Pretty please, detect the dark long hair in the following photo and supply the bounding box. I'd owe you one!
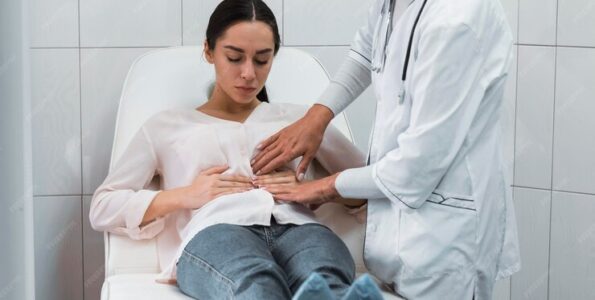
[206,0,281,103]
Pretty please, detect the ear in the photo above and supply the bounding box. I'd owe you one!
[204,40,214,64]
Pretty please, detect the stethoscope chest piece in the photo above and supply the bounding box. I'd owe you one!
[398,87,406,105]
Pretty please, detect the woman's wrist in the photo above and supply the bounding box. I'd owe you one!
[141,188,186,226]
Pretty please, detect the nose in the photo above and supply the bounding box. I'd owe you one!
[240,61,256,81]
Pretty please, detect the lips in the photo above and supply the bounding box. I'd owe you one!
[236,86,257,93]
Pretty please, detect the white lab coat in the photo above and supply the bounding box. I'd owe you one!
[349,0,521,298]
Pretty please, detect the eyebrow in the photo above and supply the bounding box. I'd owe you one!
[223,45,273,55]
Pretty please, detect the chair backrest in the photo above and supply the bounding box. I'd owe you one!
[105,46,363,277]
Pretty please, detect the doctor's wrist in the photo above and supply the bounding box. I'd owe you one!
[307,104,334,128]
[321,172,341,202]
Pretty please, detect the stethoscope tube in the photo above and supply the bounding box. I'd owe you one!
[402,0,429,81]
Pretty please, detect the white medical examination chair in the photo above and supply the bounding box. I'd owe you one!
[101,46,401,300]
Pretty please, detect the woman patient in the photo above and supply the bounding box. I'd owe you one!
[90,1,383,299]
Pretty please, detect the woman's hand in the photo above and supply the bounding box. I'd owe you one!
[142,166,253,226]
[181,165,254,209]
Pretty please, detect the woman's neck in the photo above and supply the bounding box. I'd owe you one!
[198,85,261,122]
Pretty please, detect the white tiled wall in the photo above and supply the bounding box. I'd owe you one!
[80,48,159,194]
[514,46,555,189]
[33,196,83,300]
[28,0,595,299]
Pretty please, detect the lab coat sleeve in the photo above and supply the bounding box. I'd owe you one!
[89,126,165,240]
[316,1,379,115]
[372,24,486,209]
[335,165,386,199]
[348,0,380,69]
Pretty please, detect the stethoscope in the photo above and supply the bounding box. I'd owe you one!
[366,0,428,165]
[371,0,429,104]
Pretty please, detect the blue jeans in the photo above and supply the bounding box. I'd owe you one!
[176,219,355,300]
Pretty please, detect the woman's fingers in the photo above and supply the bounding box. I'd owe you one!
[218,174,252,183]
[214,187,253,196]
[216,180,254,188]
[201,165,229,175]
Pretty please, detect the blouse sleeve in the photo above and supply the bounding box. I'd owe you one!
[89,126,165,240]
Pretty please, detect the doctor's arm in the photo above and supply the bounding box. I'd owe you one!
[271,24,487,208]
[250,2,378,177]
[343,24,488,208]
[266,124,368,207]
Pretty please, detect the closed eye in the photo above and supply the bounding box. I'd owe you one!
[227,57,242,63]
[254,59,268,65]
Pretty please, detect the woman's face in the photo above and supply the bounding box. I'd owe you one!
[205,21,275,105]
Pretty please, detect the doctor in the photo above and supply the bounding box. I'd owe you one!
[251,0,521,299]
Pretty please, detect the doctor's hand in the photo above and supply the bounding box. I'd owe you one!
[251,104,334,180]
[252,169,298,189]
[264,173,341,206]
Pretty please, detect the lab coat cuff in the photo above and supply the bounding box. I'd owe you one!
[316,82,353,116]
[335,166,385,199]
[125,190,165,240]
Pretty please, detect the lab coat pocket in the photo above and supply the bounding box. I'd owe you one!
[397,197,478,278]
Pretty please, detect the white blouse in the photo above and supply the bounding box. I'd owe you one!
[89,102,365,280]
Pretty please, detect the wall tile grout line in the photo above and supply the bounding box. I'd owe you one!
[511,1,519,297]
[284,44,351,47]
[77,0,86,299]
[34,194,94,197]
[510,0,520,295]
[512,186,595,197]
[282,0,284,45]
[516,43,595,49]
[31,46,174,50]
[546,0,561,298]
[181,0,184,45]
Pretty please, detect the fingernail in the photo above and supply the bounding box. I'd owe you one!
[297,173,305,182]
[256,170,261,175]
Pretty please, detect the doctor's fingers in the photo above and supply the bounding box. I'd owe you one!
[261,184,294,194]
[256,132,280,151]
[253,174,296,185]
[251,144,288,174]
[254,169,295,179]
[251,138,280,166]
[295,153,315,181]
[272,192,313,204]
